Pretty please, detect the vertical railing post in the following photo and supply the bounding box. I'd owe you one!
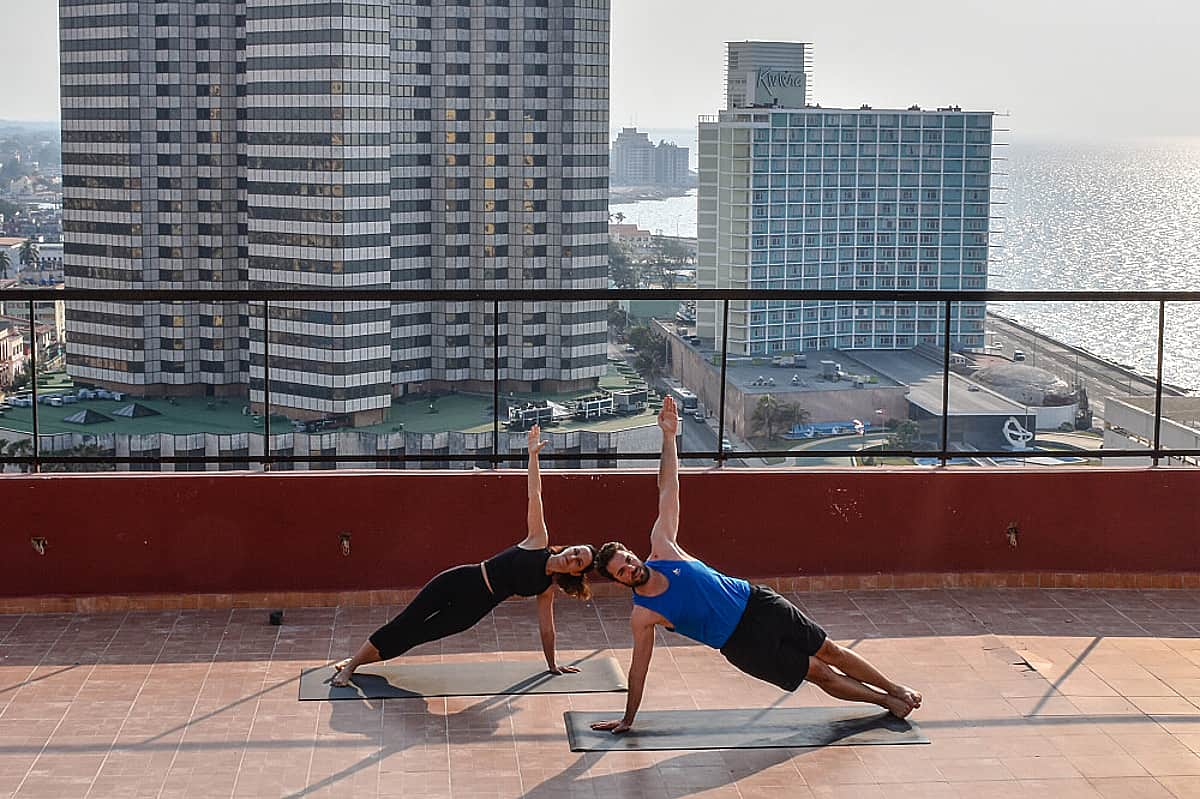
[940,299,952,466]
[716,299,730,465]
[262,300,271,472]
[1152,300,1166,466]
[492,299,500,469]
[27,300,39,474]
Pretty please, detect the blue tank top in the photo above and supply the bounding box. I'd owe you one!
[632,559,751,649]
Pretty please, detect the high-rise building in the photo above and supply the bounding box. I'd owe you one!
[652,141,690,186]
[726,41,814,110]
[610,127,654,185]
[610,127,690,187]
[697,106,993,355]
[60,0,610,425]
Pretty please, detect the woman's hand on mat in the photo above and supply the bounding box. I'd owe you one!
[590,719,632,734]
[547,664,580,674]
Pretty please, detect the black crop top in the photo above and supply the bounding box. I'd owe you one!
[483,545,553,599]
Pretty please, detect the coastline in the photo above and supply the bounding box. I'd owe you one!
[609,185,695,203]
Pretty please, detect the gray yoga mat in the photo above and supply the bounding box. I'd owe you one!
[299,657,628,700]
[564,707,929,751]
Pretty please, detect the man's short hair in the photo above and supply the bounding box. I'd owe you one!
[594,541,628,581]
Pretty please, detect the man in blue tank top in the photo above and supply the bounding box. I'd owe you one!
[590,396,922,734]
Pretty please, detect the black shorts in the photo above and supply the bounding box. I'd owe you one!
[719,585,828,692]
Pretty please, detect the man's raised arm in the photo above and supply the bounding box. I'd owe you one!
[649,395,680,555]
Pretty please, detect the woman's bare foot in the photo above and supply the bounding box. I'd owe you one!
[884,695,913,718]
[330,658,355,687]
[896,685,922,710]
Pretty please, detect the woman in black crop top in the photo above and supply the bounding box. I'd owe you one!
[332,425,597,687]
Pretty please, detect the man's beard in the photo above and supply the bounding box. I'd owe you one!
[631,564,651,587]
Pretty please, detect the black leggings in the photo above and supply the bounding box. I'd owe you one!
[368,565,501,660]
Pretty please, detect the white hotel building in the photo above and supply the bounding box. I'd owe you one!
[697,44,995,356]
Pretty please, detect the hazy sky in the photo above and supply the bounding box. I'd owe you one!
[3,0,1198,140]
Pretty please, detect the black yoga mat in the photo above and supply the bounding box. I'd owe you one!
[299,657,628,700]
[564,707,929,751]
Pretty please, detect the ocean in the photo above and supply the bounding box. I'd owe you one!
[610,137,1200,391]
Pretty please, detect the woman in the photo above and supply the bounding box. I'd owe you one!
[332,424,596,686]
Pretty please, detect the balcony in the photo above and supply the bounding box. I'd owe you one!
[2,288,1199,797]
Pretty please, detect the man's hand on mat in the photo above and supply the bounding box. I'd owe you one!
[547,664,580,674]
[590,719,632,734]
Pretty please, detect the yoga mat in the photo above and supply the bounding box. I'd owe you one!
[299,657,627,700]
[564,707,929,751]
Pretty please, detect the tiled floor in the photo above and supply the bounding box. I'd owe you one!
[1,588,1199,798]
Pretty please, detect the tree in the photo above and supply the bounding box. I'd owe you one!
[634,349,665,381]
[607,301,628,338]
[750,395,809,441]
[626,323,655,352]
[18,238,39,275]
[0,249,9,280]
[609,240,637,289]
[41,443,116,473]
[644,235,694,289]
[3,439,34,473]
[650,235,693,265]
[613,211,626,225]
[888,420,921,452]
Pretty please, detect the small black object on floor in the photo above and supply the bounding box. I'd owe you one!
[268,610,284,626]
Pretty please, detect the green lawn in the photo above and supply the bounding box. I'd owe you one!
[0,396,259,436]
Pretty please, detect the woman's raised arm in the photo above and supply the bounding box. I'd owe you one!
[521,424,549,548]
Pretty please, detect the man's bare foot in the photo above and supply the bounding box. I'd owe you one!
[883,695,913,719]
[330,658,354,687]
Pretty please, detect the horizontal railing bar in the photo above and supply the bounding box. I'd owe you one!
[8,288,1200,303]
[3,448,1197,467]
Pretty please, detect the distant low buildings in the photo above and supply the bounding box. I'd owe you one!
[0,321,25,389]
[608,223,653,249]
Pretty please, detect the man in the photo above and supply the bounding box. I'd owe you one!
[590,395,921,734]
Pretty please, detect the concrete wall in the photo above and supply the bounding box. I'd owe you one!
[2,469,1197,599]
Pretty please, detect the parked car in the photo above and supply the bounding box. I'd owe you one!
[1013,350,1027,362]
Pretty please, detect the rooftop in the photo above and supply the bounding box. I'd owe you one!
[0,364,663,437]
[726,351,902,395]
[850,350,1027,416]
[2,588,1198,798]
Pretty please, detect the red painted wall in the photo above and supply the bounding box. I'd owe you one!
[1,469,1197,598]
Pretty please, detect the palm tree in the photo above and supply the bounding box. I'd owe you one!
[0,249,10,280]
[751,395,809,441]
[613,211,626,225]
[18,238,39,276]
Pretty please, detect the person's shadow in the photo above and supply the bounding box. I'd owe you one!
[287,650,612,798]
[287,689,520,798]
[520,747,797,799]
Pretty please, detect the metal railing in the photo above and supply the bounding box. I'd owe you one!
[3,287,1199,471]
